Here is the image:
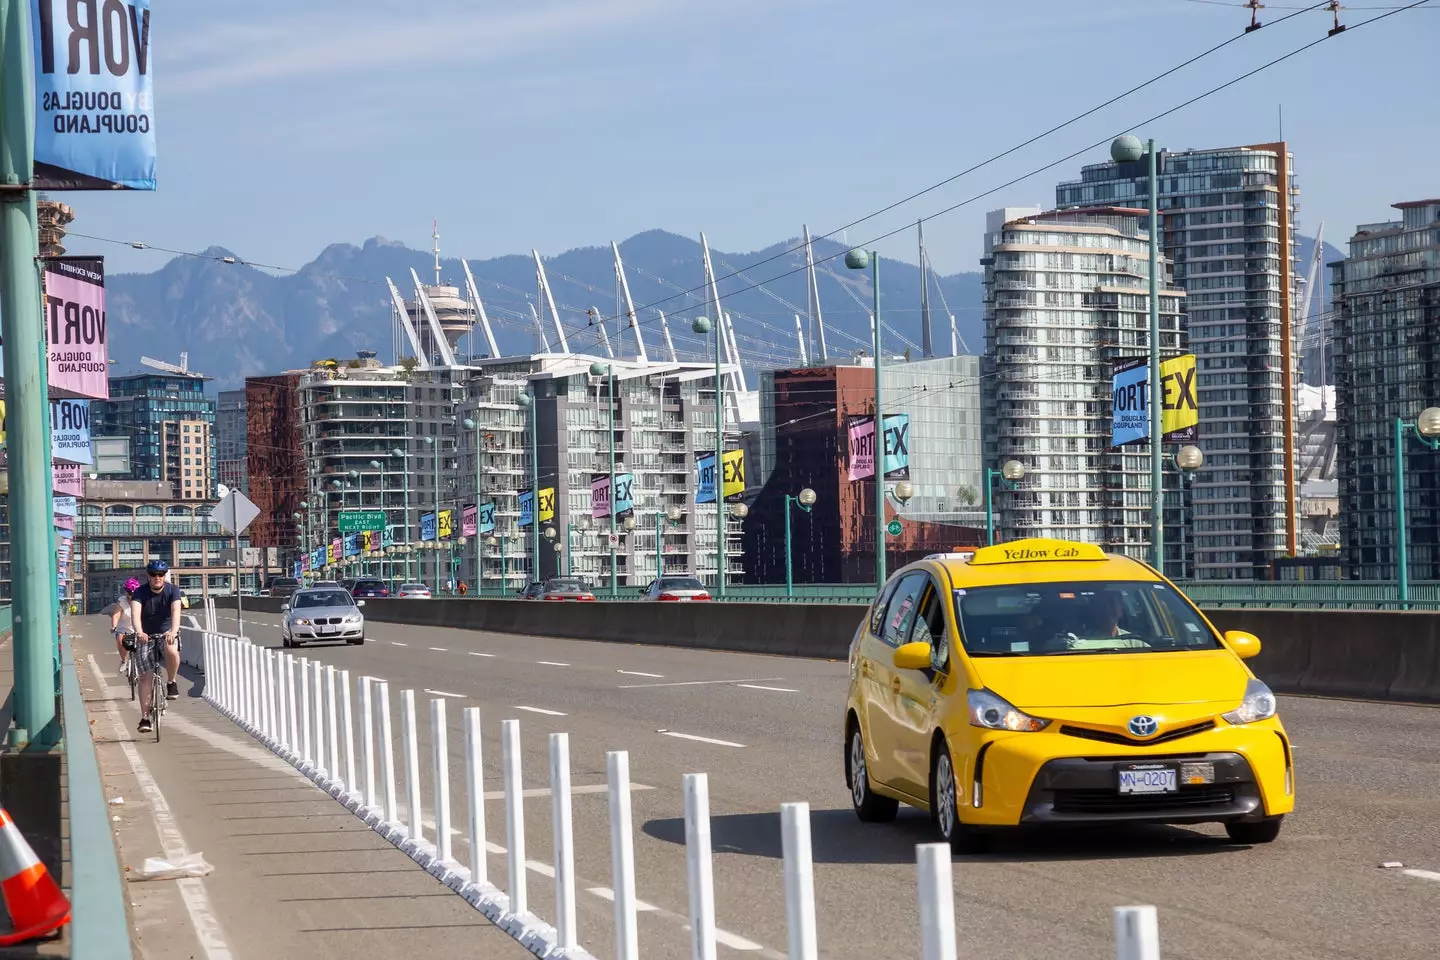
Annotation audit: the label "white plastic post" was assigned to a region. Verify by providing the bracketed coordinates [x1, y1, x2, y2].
[262, 649, 275, 739]
[360, 677, 376, 809]
[607, 751, 638, 960]
[271, 650, 285, 745]
[341, 670, 357, 793]
[312, 662, 326, 774]
[326, 665, 341, 778]
[1114, 906, 1161, 960]
[502, 718, 527, 915]
[377, 681, 398, 823]
[401, 689, 422, 840]
[431, 698, 452, 863]
[464, 707, 486, 887]
[684, 773, 717, 960]
[916, 843, 957, 960]
[549, 733, 578, 950]
[241, 642, 253, 725]
[285, 654, 299, 755]
[250, 643, 261, 728]
[297, 656, 312, 764]
[781, 802, 818, 960]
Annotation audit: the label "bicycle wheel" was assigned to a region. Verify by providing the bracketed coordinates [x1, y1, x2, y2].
[128, 659, 137, 701]
[152, 671, 163, 742]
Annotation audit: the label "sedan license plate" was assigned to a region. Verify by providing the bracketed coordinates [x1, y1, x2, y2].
[1118, 765, 1177, 794]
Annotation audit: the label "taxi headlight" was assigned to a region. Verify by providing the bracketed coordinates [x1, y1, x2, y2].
[967, 689, 1050, 732]
[1221, 678, 1277, 725]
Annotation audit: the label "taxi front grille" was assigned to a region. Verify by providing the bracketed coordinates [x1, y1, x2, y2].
[1051, 785, 1234, 815]
[1058, 720, 1216, 747]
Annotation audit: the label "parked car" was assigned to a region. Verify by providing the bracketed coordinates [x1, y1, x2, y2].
[281, 586, 365, 647]
[267, 577, 302, 599]
[640, 577, 711, 601]
[348, 578, 390, 598]
[396, 582, 432, 599]
[519, 581, 546, 600]
[537, 578, 597, 601]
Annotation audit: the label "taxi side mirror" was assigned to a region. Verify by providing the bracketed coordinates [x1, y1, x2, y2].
[893, 641, 933, 671]
[1223, 630, 1261, 660]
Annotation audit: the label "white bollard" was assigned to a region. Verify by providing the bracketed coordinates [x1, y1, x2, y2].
[312, 662, 326, 774]
[360, 677, 376, 809]
[781, 802, 818, 960]
[377, 681, 398, 823]
[272, 650, 286, 746]
[341, 669, 357, 793]
[684, 773, 717, 960]
[326, 665, 341, 779]
[607, 751, 638, 960]
[401, 690, 422, 841]
[502, 718, 527, 916]
[285, 654, 299, 754]
[262, 649, 276, 739]
[297, 656, 312, 765]
[464, 707, 487, 887]
[916, 843, 957, 960]
[240, 643, 252, 725]
[549, 733, 578, 950]
[431, 698, 452, 863]
[1114, 906, 1161, 960]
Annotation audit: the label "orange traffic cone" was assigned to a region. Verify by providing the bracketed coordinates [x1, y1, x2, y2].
[0, 807, 70, 945]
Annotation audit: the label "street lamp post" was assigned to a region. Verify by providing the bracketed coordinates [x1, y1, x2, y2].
[783, 488, 817, 597]
[1394, 408, 1440, 604]
[463, 418, 483, 591]
[691, 317, 728, 596]
[845, 247, 886, 590]
[655, 505, 682, 583]
[390, 446, 410, 584]
[567, 517, 590, 579]
[515, 392, 540, 588]
[984, 461, 1027, 546]
[590, 362, 619, 597]
[1172, 445, 1204, 580]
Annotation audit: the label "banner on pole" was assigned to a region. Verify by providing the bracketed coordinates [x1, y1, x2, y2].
[696, 454, 716, 504]
[42, 258, 109, 398]
[721, 450, 745, 500]
[343, 534, 359, 558]
[518, 492, 534, 527]
[420, 512, 437, 541]
[1111, 354, 1199, 447]
[537, 487, 555, 524]
[328, 539, 340, 564]
[50, 399, 93, 463]
[53, 461, 83, 496]
[478, 502, 496, 535]
[882, 414, 910, 481]
[590, 475, 611, 519]
[53, 495, 77, 517]
[461, 504, 477, 537]
[31, 0, 157, 190]
[847, 415, 876, 481]
[438, 509, 453, 539]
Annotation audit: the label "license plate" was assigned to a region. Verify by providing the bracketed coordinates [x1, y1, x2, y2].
[320, 624, 336, 634]
[1118, 765, 1177, 794]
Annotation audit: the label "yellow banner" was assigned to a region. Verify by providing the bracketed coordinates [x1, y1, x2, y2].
[1160, 354, 1199, 439]
[538, 487, 556, 523]
[326, 543, 336, 564]
[438, 509, 454, 539]
[721, 449, 745, 499]
[361, 530, 375, 551]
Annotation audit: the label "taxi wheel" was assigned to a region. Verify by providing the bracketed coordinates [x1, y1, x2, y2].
[1225, 816, 1283, 845]
[931, 742, 990, 854]
[847, 725, 898, 823]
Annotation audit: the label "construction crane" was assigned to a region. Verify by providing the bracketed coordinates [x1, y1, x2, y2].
[140, 353, 204, 377]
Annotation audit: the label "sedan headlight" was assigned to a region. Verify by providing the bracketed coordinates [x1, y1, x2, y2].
[967, 689, 1050, 732]
[1222, 678, 1277, 725]
[343, 615, 361, 624]
[295, 618, 312, 625]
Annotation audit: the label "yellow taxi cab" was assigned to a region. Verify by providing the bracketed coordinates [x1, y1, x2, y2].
[843, 538, 1294, 852]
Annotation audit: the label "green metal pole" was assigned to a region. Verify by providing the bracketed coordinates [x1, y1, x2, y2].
[1, 0, 57, 747]
[608, 374, 617, 597]
[530, 399, 540, 586]
[474, 423, 482, 592]
[433, 440, 440, 589]
[567, 524, 574, 579]
[402, 454, 411, 585]
[785, 496, 794, 597]
[500, 536, 506, 595]
[1396, 417, 1409, 604]
[654, 513, 661, 583]
[1148, 139, 1164, 570]
[984, 469, 996, 547]
[715, 325, 726, 597]
[873, 256, 885, 589]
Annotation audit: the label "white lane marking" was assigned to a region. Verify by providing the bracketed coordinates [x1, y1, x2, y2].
[84, 656, 235, 960]
[1403, 869, 1440, 882]
[536, 661, 570, 667]
[618, 676, 783, 690]
[390, 641, 409, 647]
[424, 689, 468, 699]
[616, 670, 664, 678]
[514, 706, 567, 716]
[468, 652, 495, 658]
[658, 730, 745, 748]
[716, 929, 765, 952]
[428, 647, 449, 652]
[483, 783, 654, 801]
[736, 684, 798, 693]
[587, 887, 660, 912]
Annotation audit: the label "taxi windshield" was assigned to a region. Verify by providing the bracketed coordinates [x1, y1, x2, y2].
[953, 580, 1221, 657]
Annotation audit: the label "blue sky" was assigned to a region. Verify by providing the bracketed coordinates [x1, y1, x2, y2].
[77, 0, 1438, 277]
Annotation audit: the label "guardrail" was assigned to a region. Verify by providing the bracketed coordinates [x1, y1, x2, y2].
[200, 625, 1174, 959]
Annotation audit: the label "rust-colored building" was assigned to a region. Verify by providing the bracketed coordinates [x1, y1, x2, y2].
[742, 366, 982, 585]
[245, 373, 304, 550]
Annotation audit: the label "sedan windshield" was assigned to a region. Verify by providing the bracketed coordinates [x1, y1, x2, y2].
[658, 578, 704, 591]
[546, 579, 589, 592]
[953, 581, 1222, 657]
[294, 591, 354, 609]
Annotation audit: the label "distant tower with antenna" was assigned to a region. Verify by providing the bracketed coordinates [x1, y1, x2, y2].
[404, 219, 475, 363]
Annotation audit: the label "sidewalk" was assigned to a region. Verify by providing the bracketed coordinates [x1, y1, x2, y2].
[72, 618, 532, 960]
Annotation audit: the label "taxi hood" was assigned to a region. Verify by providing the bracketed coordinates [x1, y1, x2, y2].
[970, 649, 1249, 710]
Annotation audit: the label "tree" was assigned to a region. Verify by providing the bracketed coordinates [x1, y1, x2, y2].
[955, 484, 979, 507]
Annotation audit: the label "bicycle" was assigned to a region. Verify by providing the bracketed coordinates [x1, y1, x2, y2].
[120, 632, 139, 701]
[140, 632, 173, 743]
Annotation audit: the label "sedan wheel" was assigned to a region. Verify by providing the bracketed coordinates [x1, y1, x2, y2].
[848, 725, 898, 823]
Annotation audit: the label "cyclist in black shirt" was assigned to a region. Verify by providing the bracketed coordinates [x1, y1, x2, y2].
[130, 560, 182, 733]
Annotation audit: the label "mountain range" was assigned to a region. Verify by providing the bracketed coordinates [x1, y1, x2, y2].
[102, 229, 1342, 391]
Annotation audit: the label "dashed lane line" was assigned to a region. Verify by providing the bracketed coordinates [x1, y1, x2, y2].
[657, 730, 745, 748]
[536, 661, 570, 667]
[616, 670, 664, 678]
[736, 684, 798, 693]
[429, 646, 449, 652]
[424, 689, 468, 699]
[1403, 869, 1440, 883]
[617, 676, 784, 690]
[468, 652, 495, 657]
[390, 641, 409, 647]
[514, 706, 567, 717]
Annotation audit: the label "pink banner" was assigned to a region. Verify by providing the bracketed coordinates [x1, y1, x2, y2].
[43, 257, 109, 399]
[461, 504, 478, 537]
[591, 475, 611, 519]
[301, 555, 311, 572]
[55, 515, 75, 531]
[848, 415, 876, 481]
[53, 462, 83, 496]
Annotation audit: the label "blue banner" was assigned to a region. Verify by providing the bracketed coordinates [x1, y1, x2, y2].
[343, 533, 360, 558]
[420, 512, 436, 541]
[614, 472, 635, 518]
[382, 525, 394, 548]
[882, 414, 910, 481]
[696, 455, 717, 504]
[292, 561, 302, 579]
[32, 0, 157, 190]
[479, 502, 496, 535]
[50, 399, 93, 464]
[518, 491, 534, 527]
[312, 547, 325, 570]
[1111, 360, 1149, 447]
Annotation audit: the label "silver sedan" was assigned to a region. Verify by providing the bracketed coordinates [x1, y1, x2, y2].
[281, 587, 366, 647]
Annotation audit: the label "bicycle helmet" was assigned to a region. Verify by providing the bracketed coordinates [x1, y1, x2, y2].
[145, 559, 169, 575]
[124, 577, 141, 593]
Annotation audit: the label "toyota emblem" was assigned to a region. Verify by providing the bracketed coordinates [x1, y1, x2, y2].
[1127, 715, 1159, 738]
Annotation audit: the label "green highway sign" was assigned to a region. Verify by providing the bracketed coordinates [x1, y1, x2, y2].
[886, 519, 903, 537]
[339, 510, 387, 534]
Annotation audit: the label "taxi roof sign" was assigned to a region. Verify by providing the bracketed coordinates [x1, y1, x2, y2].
[967, 539, 1107, 565]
